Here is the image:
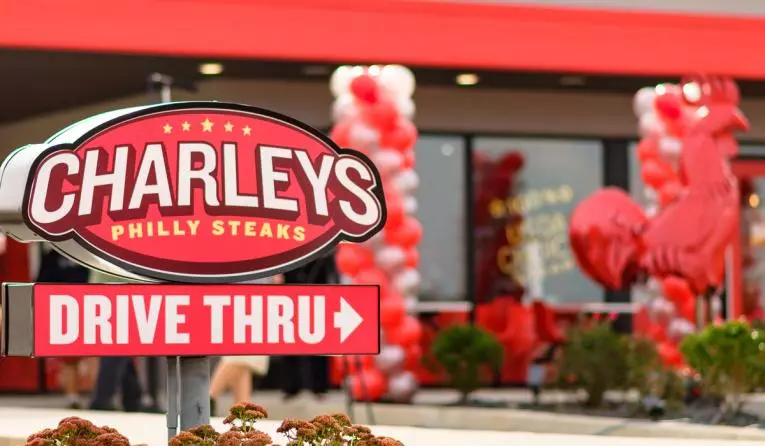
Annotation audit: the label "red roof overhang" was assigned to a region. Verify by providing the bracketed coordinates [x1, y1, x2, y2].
[1, 0, 763, 78]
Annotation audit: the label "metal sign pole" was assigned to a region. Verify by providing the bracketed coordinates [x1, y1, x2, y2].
[178, 356, 211, 429]
[149, 73, 211, 437]
[166, 356, 179, 439]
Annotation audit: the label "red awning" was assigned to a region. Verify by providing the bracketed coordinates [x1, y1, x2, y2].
[1, 0, 763, 78]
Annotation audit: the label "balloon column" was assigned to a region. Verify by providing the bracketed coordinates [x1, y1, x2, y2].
[329, 65, 422, 402]
[570, 76, 749, 367]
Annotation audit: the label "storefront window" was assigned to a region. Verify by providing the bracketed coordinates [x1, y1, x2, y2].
[472, 137, 603, 304]
[628, 142, 647, 205]
[413, 135, 467, 301]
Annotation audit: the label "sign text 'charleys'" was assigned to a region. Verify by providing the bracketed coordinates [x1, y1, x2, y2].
[20, 106, 386, 281]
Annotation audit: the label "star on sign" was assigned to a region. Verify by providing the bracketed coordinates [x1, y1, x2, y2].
[242, 125, 252, 136]
[201, 118, 214, 132]
[181, 121, 191, 131]
[224, 121, 234, 132]
[162, 124, 173, 134]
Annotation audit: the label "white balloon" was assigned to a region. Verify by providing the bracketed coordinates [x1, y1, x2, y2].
[379, 65, 416, 98]
[375, 246, 407, 271]
[332, 94, 359, 122]
[668, 318, 695, 339]
[639, 113, 664, 137]
[633, 87, 656, 117]
[646, 277, 663, 296]
[361, 231, 385, 250]
[396, 96, 416, 120]
[348, 122, 380, 151]
[403, 196, 418, 215]
[387, 370, 418, 403]
[648, 296, 675, 318]
[330, 66, 356, 98]
[659, 137, 682, 157]
[643, 187, 658, 204]
[375, 344, 406, 373]
[644, 204, 659, 218]
[371, 149, 404, 175]
[394, 268, 421, 294]
[394, 169, 420, 194]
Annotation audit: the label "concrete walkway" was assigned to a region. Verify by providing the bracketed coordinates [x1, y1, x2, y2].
[1, 407, 764, 446]
[2, 390, 765, 441]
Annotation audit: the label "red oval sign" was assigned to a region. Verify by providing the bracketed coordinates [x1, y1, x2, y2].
[22, 103, 386, 282]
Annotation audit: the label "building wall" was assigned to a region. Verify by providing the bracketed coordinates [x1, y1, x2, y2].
[2, 78, 765, 149]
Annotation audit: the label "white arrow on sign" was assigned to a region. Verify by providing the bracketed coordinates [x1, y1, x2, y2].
[333, 297, 363, 343]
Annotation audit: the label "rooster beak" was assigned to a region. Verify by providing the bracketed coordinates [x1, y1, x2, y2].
[732, 108, 750, 131]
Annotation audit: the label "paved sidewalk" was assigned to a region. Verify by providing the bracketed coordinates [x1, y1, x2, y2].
[1, 407, 764, 446]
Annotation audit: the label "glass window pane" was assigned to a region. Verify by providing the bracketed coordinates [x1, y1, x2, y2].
[740, 144, 765, 156]
[472, 137, 603, 304]
[413, 135, 466, 301]
[628, 141, 649, 206]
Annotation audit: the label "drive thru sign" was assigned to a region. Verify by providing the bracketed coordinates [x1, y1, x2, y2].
[0, 102, 386, 432]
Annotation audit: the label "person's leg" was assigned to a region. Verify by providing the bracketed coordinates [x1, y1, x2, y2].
[90, 357, 128, 410]
[307, 356, 329, 397]
[229, 364, 253, 404]
[281, 356, 304, 399]
[59, 360, 81, 409]
[120, 360, 143, 412]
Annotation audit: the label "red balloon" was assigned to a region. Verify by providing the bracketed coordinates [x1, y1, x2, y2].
[349, 74, 379, 104]
[386, 315, 422, 347]
[385, 197, 406, 230]
[354, 267, 389, 287]
[662, 276, 694, 308]
[677, 299, 696, 322]
[636, 138, 659, 162]
[404, 248, 419, 268]
[349, 368, 387, 401]
[498, 152, 525, 173]
[380, 296, 406, 329]
[384, 216, 422, 247]
[647, 323, 667, 343]
[329, 120, 352, 147]
[336, 244, 374, 277]
[657, 342, 684, 368]
[659, 181, 683, 207]
[362, 99, 398, 131]
[402, 151, 416, 169]
[655, 93, 683, 121]
[381, 118, 418, 152]
[641, 159, 676, 189]
[404, 345, 422, 370]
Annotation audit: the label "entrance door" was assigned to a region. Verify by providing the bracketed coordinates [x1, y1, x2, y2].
[729, 157, 765, 320]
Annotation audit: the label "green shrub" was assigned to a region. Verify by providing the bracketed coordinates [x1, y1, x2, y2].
[680, 320, 765, 412]
[556, 320, 629, 407]
[429, 324, 504, 403]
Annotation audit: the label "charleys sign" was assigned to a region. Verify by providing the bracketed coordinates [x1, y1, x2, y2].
[0, 102, 385, 357]
[0, 102, 386, 283]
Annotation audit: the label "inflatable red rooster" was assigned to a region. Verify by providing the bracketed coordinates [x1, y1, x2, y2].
[570, 76, 748, 296]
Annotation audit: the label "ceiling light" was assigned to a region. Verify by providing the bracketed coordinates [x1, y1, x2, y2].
[199, 63, 224, 76]
[456, 73, 479, 86]
[560, 75, 586, 86]
[302, 65, 330, 76]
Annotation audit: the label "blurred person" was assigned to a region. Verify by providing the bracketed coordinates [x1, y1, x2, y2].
[36, 244, 94, 409]
[280, 251, 338, 400]
[87, 269, 147, 412]
[209, 276, 277, 414]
